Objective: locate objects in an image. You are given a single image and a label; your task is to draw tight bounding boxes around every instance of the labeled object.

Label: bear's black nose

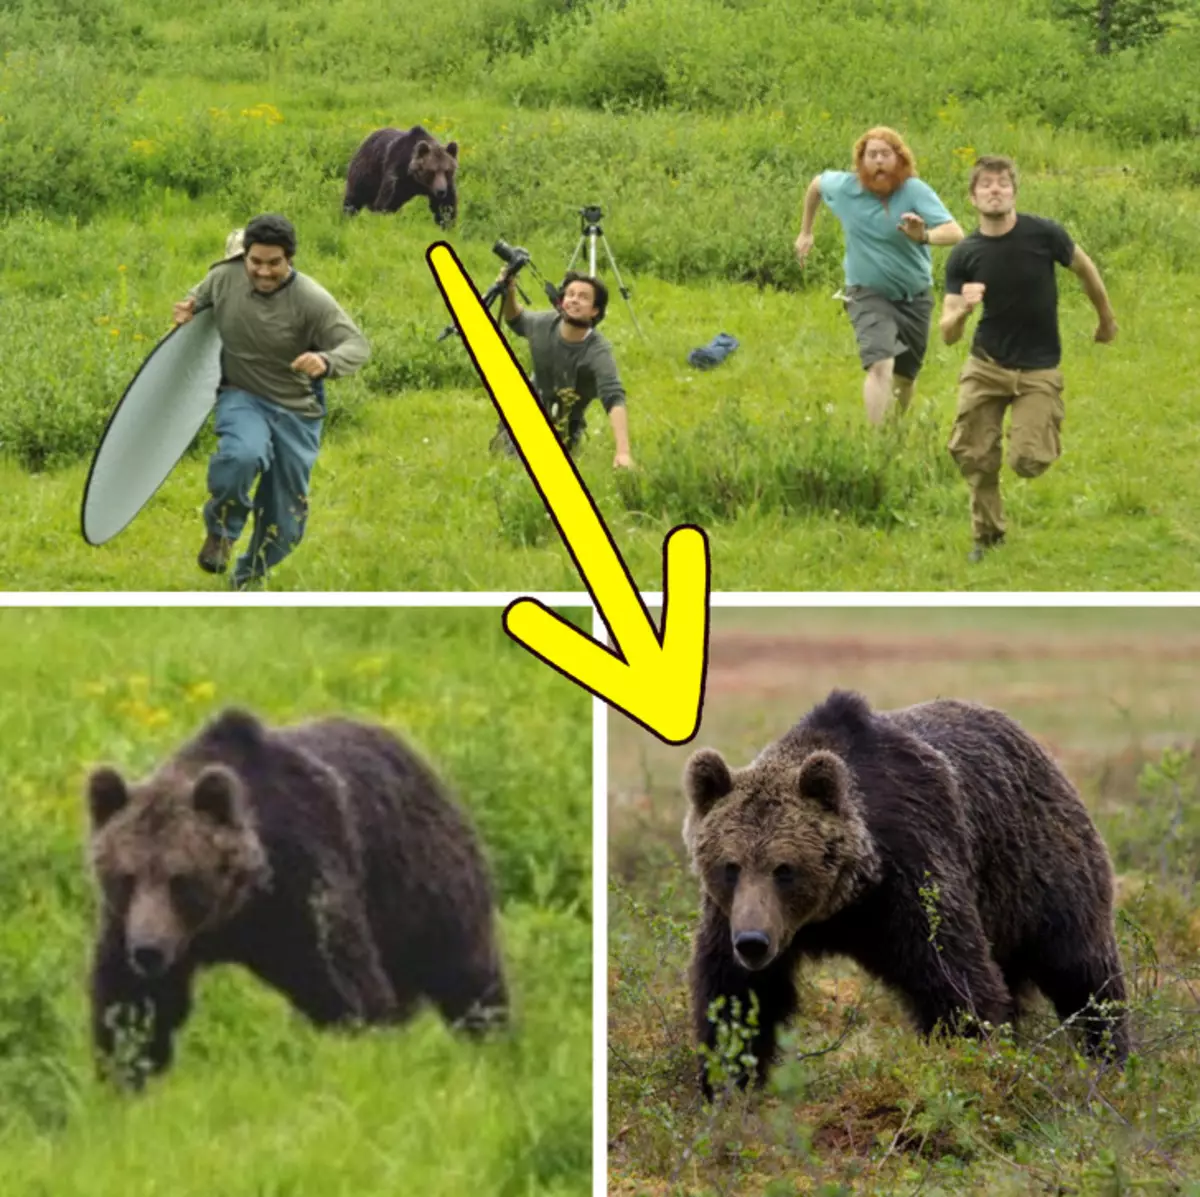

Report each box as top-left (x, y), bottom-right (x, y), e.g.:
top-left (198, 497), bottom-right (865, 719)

top-left (130, 944), bottom-right (167, 978)
top-left (734, 931), bottom-right (771, 968)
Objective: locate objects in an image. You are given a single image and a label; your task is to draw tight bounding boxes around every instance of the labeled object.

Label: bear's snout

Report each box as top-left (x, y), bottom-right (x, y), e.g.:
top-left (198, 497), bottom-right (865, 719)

top-left (126, 886), bottom-right (185, 978)
top-left (730, 875), bottom-right (784, 970)
top-left (733, 930), bottom-right (773, 970)
top-left (129, 940), bottom-right (171, 978)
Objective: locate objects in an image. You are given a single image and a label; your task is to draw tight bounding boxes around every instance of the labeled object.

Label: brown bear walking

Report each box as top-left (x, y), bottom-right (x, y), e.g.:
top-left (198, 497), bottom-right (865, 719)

top-left (683, 690), bottom-right (1128, 1098)
top-left (343, 126), bottom-right (459, 228)
top-left (85, 708), bottom-right (506, 1086)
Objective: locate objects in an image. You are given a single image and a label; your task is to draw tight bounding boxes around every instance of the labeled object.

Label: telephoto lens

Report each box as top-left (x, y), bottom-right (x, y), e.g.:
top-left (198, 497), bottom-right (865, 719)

top-left (492, 239), bottom-right (520, 264)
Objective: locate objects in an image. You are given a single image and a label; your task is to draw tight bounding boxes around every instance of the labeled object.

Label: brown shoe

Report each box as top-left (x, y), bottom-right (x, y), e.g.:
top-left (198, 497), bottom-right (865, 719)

top-left (198, 533), bottom-right (234, 574)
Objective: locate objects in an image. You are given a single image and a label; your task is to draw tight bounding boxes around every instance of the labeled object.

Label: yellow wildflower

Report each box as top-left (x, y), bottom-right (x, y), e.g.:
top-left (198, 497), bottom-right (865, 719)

top-left (351, 655), bottom-right (389, 677)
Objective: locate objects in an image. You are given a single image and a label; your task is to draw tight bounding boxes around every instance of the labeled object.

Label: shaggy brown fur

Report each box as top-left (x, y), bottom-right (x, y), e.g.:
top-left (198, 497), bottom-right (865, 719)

top-left (342, 125), bottom-right (459, 227)
top-left (684, 690), bottom-right (1128, 1097)
top-left (86, 708), bottom-right (506, 1086)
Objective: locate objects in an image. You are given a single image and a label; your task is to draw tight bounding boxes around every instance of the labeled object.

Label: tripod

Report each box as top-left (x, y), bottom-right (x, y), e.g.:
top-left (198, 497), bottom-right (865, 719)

top-left (436, 269), bottom-right (534, 342)
top-left (565, 205), bottom-right (644, 338)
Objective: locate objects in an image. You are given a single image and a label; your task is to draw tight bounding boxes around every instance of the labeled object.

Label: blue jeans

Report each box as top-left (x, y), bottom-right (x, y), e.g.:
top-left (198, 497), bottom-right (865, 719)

top-left (204, 388), bottom-right (324, 586)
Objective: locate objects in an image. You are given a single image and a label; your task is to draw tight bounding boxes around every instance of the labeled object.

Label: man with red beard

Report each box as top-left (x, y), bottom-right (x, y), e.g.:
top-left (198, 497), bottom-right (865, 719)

top-left (795, 127), bottom-right (963, 424)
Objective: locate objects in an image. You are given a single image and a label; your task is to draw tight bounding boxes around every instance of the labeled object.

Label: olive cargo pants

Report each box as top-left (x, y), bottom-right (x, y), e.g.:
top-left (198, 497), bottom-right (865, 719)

top-left (947, 353), bottom-right (1065, 544)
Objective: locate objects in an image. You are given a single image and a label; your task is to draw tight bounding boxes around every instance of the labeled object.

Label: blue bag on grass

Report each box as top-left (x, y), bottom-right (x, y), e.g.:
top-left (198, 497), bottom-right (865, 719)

top-left (687, 332), bottom-right (740, 370)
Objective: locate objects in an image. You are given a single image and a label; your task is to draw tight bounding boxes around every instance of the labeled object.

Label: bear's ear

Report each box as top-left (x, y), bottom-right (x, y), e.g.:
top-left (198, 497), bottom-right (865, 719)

top-left (210, 708), bottom-right (264, 748)
top-left (683, 748), bottom-right (734, 818)
top-left (796, 750), bottom-right (848, 814)
top-left (412, 140), bottom-right (431, 160)
top-left (191, 765), bottom-right (248, 829)
top-left (446, 141), bottom-right (459, 159)
top-left (87, 768), bottom-right (129, 829)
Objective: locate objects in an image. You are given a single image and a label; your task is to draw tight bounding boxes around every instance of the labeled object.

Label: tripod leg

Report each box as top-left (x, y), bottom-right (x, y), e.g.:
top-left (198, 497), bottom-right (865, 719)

top-left (438, 280), bottom-right (506, 341)
top-left (485, 287), bottom-right (506, 327)
top-left (600, 234), bottom-right (646, 338)
top-left (565, 238), bottom-right (585, 275)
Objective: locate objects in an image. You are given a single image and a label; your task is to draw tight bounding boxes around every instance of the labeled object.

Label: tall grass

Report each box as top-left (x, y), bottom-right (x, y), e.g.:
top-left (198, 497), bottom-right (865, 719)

top-left (609, 610), bottom-right (1200, 1194)
top-left (2, 0), bottom-right (1199, 587)
top-left (0, 608), bottom-right (591, 1194)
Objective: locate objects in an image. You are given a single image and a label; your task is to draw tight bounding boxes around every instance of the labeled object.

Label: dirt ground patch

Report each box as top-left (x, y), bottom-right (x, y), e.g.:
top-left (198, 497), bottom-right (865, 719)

top-left (708, 629), bottom-right (1200, 682)
top-left (610, 614), bottom-right (1200, 823)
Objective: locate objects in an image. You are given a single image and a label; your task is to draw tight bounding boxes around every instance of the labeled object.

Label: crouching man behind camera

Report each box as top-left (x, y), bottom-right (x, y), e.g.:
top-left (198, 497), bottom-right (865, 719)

top-left (498, 270), bottom-right (633, 469)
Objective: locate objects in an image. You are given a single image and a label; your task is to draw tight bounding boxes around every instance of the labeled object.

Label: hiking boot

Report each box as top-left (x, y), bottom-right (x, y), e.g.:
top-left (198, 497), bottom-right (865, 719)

top-left (197, 533), bottom-right (234, 574)
top-left (967, 535), bottom-right (1005, 564)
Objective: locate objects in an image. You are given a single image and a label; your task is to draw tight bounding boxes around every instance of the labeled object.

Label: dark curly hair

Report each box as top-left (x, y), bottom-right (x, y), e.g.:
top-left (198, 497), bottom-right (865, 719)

top-left (242, 213), bottom-right (297, 259)
top-left (559, 271), bottom-right (609, 326)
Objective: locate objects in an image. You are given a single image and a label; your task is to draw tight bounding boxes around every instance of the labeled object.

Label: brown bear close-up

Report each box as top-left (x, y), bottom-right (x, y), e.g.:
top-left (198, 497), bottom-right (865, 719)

top-left (85, 707), bottom-right (506, 1087)
top-left (342, 124), bottom-right (459, 228)
top-left (683, 689), bottom-right (1129, 1099)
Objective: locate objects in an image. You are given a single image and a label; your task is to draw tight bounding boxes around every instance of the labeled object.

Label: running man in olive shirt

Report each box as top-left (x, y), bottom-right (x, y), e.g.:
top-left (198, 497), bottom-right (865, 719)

top-left (173, 213), bottom-right (370, 587)
top-left (940, 156), bottom-right (1117, 562)
top-left (498, 270), bottom-right (633, 468)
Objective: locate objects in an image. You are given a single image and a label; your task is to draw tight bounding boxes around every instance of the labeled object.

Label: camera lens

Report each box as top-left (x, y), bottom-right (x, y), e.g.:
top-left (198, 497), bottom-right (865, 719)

top-left (492, 239), bottom-right (515, 263)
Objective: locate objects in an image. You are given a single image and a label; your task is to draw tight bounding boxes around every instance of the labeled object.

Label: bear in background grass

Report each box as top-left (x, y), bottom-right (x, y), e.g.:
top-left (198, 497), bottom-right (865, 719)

top-left (683, 689), bottom-right (1129, 1098)
top-left (343, 126), bottom-right (459, 228)
top-left (85, 708), bottom-right (506, 1086)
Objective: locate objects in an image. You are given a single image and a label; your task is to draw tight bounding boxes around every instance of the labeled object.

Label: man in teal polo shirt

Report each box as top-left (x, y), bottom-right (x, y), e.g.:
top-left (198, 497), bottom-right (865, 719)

top-left (795, 126), bottom-right (963, 424)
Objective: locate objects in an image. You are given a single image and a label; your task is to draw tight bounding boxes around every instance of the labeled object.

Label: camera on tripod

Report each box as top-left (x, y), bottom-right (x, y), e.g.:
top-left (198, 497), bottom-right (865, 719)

top-left (437, 237), bottom-right (551, 343)
top-left (492, 239), bottom-right (531, 276)
top-left (564, 203), bottom-right (644, 337)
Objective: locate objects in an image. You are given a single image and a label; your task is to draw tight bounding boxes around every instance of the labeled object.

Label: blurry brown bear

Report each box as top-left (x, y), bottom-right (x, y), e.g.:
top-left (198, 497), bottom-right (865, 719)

top-left (683, 689), bottom-right (1128, 1098)
top-left (85, 708), bottom-right (506, 1086)
top-left (343, 126), bottom-right (459, 228)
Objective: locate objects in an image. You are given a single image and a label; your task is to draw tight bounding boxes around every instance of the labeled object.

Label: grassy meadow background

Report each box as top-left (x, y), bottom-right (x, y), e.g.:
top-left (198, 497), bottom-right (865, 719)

top-left (0, 606), bottom-right (591, 1196)
top-left (609, 608), bottom-right (1200, 1194)
top-left (1, 0), bottom-right (1199, 589)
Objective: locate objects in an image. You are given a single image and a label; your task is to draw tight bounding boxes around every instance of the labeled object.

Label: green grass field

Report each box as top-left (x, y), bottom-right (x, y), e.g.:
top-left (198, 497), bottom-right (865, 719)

top-left (0, 606), bottom-right (591, 1196)
top-left (608, 608), bottom-right (1200, 1194)
top-left (2, 0), bottom-right (1199, 590)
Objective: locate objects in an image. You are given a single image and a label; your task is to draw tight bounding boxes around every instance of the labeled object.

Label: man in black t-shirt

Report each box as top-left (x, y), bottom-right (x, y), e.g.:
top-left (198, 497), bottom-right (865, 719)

top-left (940, 155), bottom-right (1117, 561)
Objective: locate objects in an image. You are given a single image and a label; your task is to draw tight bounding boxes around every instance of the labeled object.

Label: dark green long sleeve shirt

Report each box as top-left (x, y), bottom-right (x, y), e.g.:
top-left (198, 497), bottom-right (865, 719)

top-left (506, 309), bottom-right (626, 445)
top-left (190, 262), bottom-right (370, 417)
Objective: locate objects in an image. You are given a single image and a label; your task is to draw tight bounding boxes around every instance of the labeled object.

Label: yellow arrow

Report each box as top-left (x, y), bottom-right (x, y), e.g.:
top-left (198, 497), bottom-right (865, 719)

top-left (426, 242), bottom-right (710, 745)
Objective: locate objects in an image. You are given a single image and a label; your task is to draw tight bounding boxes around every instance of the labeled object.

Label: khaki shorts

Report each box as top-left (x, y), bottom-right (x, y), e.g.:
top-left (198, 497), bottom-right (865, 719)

top-left (843, 285), bottom-right (934, 380)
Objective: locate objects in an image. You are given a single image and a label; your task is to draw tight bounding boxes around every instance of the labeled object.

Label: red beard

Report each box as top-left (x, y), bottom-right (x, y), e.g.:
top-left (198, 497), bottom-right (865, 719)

top-left (858, 163), bottom-right (906, 197)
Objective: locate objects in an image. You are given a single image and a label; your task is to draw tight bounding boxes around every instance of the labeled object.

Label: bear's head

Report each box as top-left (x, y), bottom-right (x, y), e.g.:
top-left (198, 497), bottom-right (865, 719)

top-left (409, 138), bottom-right (458, 223)
top-left (86, 752), bottom-right (270, 980)
top-left (683, 746), bottom-right (881, 971)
